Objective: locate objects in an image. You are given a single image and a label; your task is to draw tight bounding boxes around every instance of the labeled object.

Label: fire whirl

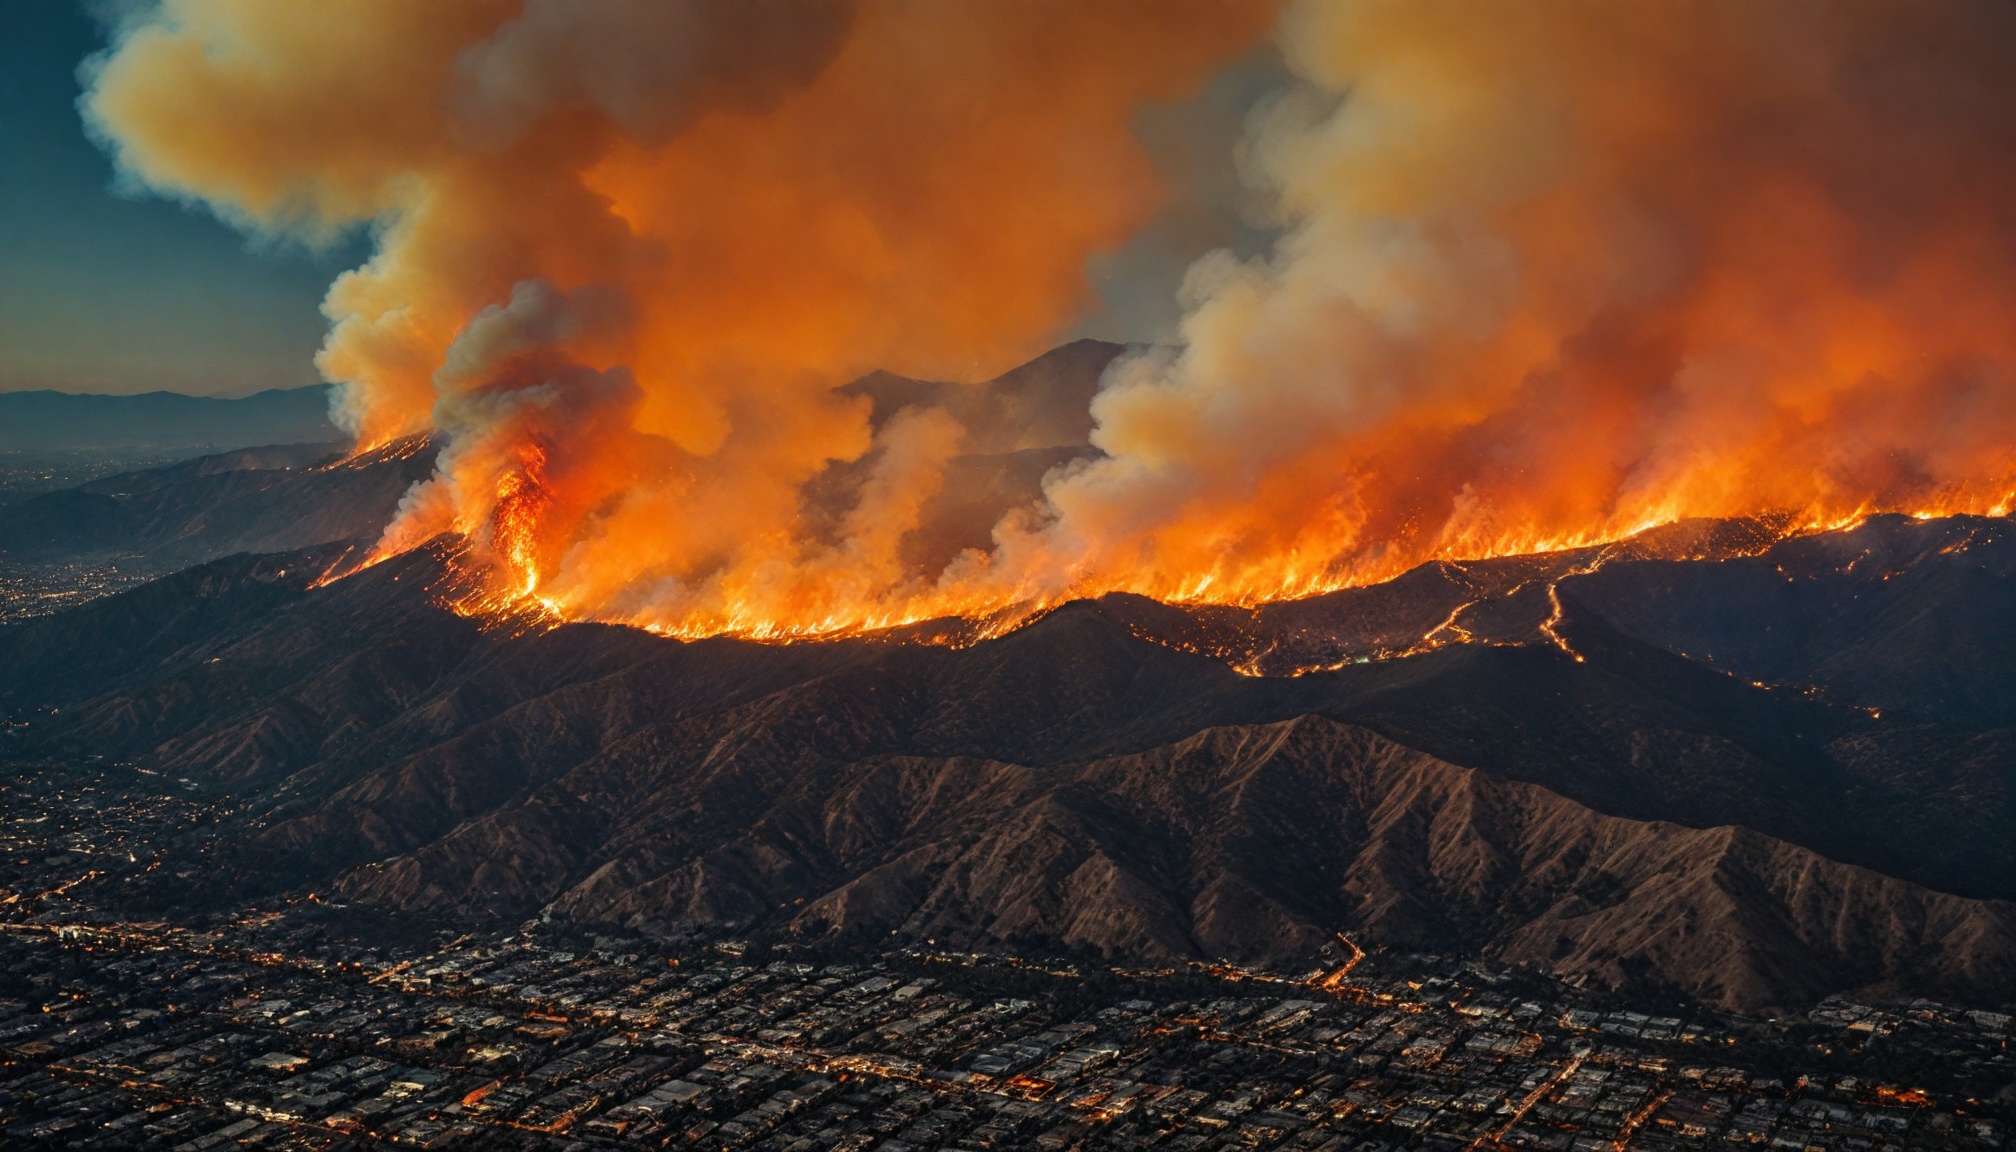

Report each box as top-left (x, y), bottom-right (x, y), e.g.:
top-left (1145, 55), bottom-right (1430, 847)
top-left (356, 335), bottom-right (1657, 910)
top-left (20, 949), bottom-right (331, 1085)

top-left (489, 446), bottom-right (552, 601)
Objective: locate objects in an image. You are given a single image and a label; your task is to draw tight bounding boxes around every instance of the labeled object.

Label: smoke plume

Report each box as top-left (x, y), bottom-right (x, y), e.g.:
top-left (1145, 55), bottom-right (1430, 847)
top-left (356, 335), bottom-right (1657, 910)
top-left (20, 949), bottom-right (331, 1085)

top-left (996, 0), bottom-right (2016, 605)
top-left (85, 1), bottom-right (2016, 636)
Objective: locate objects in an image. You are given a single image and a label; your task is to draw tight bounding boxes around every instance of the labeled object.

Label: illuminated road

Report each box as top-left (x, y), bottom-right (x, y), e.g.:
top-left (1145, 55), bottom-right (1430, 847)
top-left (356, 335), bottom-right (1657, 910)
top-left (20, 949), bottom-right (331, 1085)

top-left (1468, 1049), bottom-right (1586, 1152)
top-left (1310, 932), bottom-right (1367, 996)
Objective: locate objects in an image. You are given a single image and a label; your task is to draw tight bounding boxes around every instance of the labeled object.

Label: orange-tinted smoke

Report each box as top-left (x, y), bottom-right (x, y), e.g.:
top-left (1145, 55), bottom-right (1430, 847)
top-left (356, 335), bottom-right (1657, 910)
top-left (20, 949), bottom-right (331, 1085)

top-left (85, 1), bottom-right (2016, 638)
top-left (987, 0), bottom-right (2016, 607)
top-left (84, 0), bottom-right (1273, 633)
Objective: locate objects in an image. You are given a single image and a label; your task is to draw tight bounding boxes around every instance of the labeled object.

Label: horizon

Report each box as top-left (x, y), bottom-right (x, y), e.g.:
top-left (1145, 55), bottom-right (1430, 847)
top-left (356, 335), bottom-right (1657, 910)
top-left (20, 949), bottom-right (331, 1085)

top-left (4, 5), bottom-right (2016, 1142)
top-left (12, 1), bottom-right (2016, 636)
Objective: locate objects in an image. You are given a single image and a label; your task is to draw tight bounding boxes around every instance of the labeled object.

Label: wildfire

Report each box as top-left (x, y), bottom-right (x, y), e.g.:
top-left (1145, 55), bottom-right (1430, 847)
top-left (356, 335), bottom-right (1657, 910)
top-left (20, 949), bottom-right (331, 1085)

top-left (84, 1), bottom-right (2016, 646)
top-left (425, 495), bottom-right (2006, 650)
top-left (489, 445), bottom-right (551, 599)
top-left (356, 487), bottom-right (2012, 655)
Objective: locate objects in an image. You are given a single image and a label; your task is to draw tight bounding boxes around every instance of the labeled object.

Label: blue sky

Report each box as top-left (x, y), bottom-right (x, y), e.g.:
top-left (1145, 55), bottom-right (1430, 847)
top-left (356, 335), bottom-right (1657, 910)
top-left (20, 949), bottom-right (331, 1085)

top-left (0, 1), bottom-right (1278, 398)
top-left (0, 0), bottom-right (364, 396)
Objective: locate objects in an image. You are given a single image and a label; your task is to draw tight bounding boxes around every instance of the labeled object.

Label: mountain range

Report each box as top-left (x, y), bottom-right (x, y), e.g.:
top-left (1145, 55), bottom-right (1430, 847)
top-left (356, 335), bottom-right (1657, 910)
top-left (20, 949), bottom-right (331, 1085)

top-left (0, 438), bottom-right (433, 568)
top-left (0, 385), bottom-right (342, 453)
top-left (2, 345), bottom-right (2012, 1017)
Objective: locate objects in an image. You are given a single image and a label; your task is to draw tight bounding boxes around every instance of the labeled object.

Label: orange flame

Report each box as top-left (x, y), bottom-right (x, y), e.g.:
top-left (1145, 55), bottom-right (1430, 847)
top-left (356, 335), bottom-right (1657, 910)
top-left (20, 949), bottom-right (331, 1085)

top-left (85, 1), bottom-right (2016, 641)
top-left (490, 444), bottom-right (550, 598)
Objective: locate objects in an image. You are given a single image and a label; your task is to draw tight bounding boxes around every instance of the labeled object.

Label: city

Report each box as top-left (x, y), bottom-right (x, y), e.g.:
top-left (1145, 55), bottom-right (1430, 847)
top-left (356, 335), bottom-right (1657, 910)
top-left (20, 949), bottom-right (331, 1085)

top-left (0, 556), bottom-right (158, 624)
top-left (10, 1), bottom-right (2016, 1148)
top-left (2, 765), bottom-right (2009, 1151)
top-left (0, 449), bottom-right (183, 625)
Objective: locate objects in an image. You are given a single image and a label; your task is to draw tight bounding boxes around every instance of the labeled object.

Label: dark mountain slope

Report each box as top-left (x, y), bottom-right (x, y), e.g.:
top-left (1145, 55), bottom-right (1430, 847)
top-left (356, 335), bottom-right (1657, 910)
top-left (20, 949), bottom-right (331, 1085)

top-left (2, 544), bottom-right (486, 781)
top-left (1567, 514), bottom-right (2016, 727)
top-left (1085, 516), bottom-right (1810, 676)
top-left (0, 544), bottom-right (368, 709)
top-left (235, 599), bottom-right (1243, 889)
top-left (1013, 595), bottom-right (1996, 897)
top-left (4, 533), bottom-right (2000, 902)
top-left (332, 715), bottom-right (2016, 1015)
top-left (6, 513), bottom-right (2015, 1012)
top-left (0, 437), bottom-right (434, 568)
top-left (171, 587), bottom-right (1828, 885)
top-left (1092, 514), bottom-right (2016, 718)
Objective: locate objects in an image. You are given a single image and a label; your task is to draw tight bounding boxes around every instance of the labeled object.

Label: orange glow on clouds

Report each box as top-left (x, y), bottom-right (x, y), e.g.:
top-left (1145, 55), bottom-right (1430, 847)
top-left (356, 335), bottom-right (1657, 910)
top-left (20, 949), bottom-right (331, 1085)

top-left (88, 1), bottom-right (2016, 639)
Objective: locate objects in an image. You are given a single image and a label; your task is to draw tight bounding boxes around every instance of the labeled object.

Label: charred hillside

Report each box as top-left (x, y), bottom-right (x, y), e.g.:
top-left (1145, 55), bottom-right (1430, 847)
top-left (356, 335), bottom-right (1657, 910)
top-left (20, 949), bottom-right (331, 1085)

top-left (3, 512), bottom-right (2015, 1013)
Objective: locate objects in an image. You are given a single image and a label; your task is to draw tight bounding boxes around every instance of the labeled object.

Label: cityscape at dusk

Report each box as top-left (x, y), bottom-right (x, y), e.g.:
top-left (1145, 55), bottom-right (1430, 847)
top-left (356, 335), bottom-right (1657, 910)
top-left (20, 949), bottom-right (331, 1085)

top-left (4, 2), bottom-right (2015, 1149)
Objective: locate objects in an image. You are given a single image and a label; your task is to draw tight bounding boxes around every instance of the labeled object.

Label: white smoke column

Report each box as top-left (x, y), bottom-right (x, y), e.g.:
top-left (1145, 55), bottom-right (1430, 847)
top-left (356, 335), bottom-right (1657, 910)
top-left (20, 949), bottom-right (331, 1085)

top-left (985, 0), bottom-right (2016, 605)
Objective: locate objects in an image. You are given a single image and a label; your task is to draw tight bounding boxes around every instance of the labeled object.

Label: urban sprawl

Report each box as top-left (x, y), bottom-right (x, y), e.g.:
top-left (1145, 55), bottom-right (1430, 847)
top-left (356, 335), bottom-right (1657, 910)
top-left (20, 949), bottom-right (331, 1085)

top-left (1, 764), bottom-right (2011, 1152)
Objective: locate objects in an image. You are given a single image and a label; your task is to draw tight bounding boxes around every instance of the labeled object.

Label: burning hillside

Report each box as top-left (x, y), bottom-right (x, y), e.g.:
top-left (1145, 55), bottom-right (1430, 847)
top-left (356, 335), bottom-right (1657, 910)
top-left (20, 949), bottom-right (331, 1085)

top-left (85, 1), bottom-right (2016, 639)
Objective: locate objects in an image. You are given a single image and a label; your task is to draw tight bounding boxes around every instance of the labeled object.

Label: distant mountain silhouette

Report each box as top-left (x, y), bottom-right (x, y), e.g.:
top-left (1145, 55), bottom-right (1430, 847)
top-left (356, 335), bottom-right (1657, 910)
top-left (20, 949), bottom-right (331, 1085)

top-left (0, 384), bottom-right (343, 452)
top-left (0, 437), bottom-right (434, 567)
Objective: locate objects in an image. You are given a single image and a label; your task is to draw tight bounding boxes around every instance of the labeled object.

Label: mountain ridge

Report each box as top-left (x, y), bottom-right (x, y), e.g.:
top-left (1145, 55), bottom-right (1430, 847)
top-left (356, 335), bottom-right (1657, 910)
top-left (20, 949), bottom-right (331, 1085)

top-left (0, 385), bottom-right (342, 453)
top-left (2, 340), bottom-right (2012, 1016)
top-left (5, 520), bottom-right (2014, 1013)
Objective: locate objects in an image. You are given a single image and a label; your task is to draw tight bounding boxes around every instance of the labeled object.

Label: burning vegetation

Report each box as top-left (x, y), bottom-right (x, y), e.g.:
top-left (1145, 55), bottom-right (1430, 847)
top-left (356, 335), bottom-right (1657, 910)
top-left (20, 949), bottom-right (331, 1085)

top-left (84, 1), bottom-right (2016, 641)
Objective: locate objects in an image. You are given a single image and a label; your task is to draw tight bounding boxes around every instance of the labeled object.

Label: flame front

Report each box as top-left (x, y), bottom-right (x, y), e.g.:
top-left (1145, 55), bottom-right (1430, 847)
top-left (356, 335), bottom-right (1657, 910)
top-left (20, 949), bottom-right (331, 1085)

top-left (86, 1), bottom-right (2016, 641)
top-left (490, 444), bottom-right (550, 600)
